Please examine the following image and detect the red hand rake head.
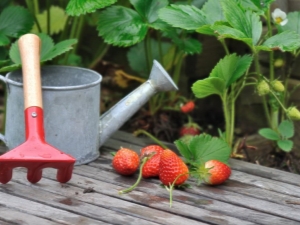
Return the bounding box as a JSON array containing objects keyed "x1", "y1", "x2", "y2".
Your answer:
[{"x1": 0, "y1": 34, "x2": 75, "y2": 184}]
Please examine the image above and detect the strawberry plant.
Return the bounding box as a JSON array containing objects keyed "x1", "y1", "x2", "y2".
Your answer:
[
  {"x1": 259, "y1": 120, "x2": 294, "y2": 152},
  {"x1": 158, "y1": 0, "x2": 300, "y2": 156},
  {"x1": 96, "y1": 0, "x2": 202, "y2": 115}
]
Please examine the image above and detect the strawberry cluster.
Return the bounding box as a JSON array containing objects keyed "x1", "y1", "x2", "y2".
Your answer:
[{"x1": 112, "y1": 144, "x2": 231, "y2": 206}]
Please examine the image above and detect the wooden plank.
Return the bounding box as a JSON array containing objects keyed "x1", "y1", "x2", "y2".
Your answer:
[
  {"x1": 10, "y1": 169, "x2": 210, "y2": 225},
  {"x1": 0, "y1": 207, "x2": 61, "y2": 225},
  {"x1": 229, "y1": 158, "x2": 300, "y2": 187},
  {"x1": 72, "y1": 161, "x2": 298, "y2": 225},
  {"x1": 217, "y1": 180, "x2": 300, "y2": 210},
  {"x1": 229, "y1": 169, "x2": 300, "y2": 198},
  {"x1": 39, "y1": 168, "x2": 255, "y2": 225},
  {"x1": 92, "y1": 152, "x2": 300, "y2": 224},
  {"x1": 0, "y1": 220, "x2": 13, "y2": 225},
  {"x1": 0, "y1": 192, "x2": 107, "y2": 225},
  {"x1": 0, "y1": 178, "x2": 161, "y2": 225}
]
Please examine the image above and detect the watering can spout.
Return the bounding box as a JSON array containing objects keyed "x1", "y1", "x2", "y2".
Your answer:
[{"x1": 98, "y1": 60, "x2": 178, "y2": 147}]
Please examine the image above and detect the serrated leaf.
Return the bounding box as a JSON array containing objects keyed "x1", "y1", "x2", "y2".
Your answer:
[
  {"x1": 66, "y1": 0, "x2": 117, "y2": 16},
  {"x1": 32, "y1": 6, "x2": 67, "y2": 35},
  {"x1": 0, "y1": 63, "x2": 20, "y2": 72},
  {"x1": 281, "y1": 12, "x2": 300, "y2": 35},
  {"x1": 172, "y1": 37, "x2": 202, "y2": 55},
  {"x1": 127, "y1": 39, "x2": 171, "y2": 77},
  {"x1": 278, "y1": 120, "x2": 294, "y2": 139},
  {"x1": 209, "y1": 53, "x2": 252, "y2": 87},
  {"x1": 258, "y1": 128, "x2": 280, "y2": 140},
  {"x1": 188, "y1": 134, "x2": 231, "y2": 164},
  {"x1": 0, "y1": 32, "x2": 10, "y2": 46},
  {"x1": 0, "y1": 6, "x2": 34, "y2": 39},
  {"x1": 196, "y1": 25, "x2": 215, "y2": 36},
  {"x1": 97, "y1": 6, "x2": 147, "y2": 47},
  {"x1": 202, "y1": 0, "x2": 225, "y2": 24},
  {"x1": 174, "y1": 139, "x2": 194, "y2": 162},
  {"x1": 261, "y1": 30, "x2": 300, "y2": 51},
  {"x1": 130, "y1": 0, "x2": 168, "y2": 23},
  {"x1": 221, "y1": 0, "x2": 262, "y2": 45},
  {"x1": 9, "y1": 33, "x2": 77, "y2": 65},
  {"x1": 158, "y1": 5, "x2": 207, "y2": 30},
  {"x1": 277, "y1": 140, "x2": 293, "y2": 152},
  {"x1": 240, "y1": 0, "x2": 265, "y2": 15},
  {"x1": 212, "y1": 24, "x2": 252, "y2": 46},
  {"x1": 192, "y1": 77, "x2": 226, "y2": 98},
  {"x1": 42, "y1": 39, "x2": 77, "y2": 62}
]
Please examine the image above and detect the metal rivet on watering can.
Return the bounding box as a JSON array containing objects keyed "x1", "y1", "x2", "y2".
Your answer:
[{"x1": 31, "y1": 112, "x2": 37, "y2": 117}]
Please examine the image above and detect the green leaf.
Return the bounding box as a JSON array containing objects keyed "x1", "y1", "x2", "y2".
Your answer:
[
  {"x1": 158, "y1": 5, "x2": 207, "y2": 30},
  {"x1": 201, "y1": 0, "x2": 225, "y2": 24},
  {"x1": 261, "y1": 30, "x2": 300, "y2": 51},
  {"x1": 0, "y1": 32, "x2": 10, "y2": 46},
  {"x1": 192, "y1": 77, "x2": 226, "y2": 98},
  {"x1": 127, "y1": 39, "x2": 171, "y2": 77},
  {"x1": 0, "y1": 6, "x2": 34, "y2": 39},
  {"x1": 172, "y1": 37, "x2": 202, "y2": 55},
  {"x1": 32, "y1": 6, "x2": 68, "y2": 35},
  {"x1": 239, "y1": 0, "x2": 265, "y2": 15},
  {"x1": 258, "y1": 128, "x2": 280, "y2": 140},
  {"x1": 9, "y1": 33, "x2": 77, "y2": 65},
  {"x1": 174, "y1": 139, "x2": 194, "y2": 162},
  {"x1": 66, "y1": 0, "x2": 117, "y2": 16},
  {"x1": 97, "y1": 6, "x2": 147, "y2": 47},
  {"x1": 277, "y1": 140, "x2": 293, "y2": 152},
  {"x1": 278, "y1": 120, "x2": 294, "y2": 139},
  {"x1": 130, "y1": 0, "x2": 168, "y2": 23},
  {"x1": 212, "y1": 24, "x2": 252, "y2": 46},
  {"x1": 189, "y1": 134, "x2": 231, "y2": 164},
  {"x1": 209, "y1": 53, "x2": 252, "y2": 87},
  {"x1": 42, "y1": 39, "x2": 78, "y2": 62},
  {"x1": 221, "y1": 0, "x2": 262, "y2": 45},
  {"x1": 281, "y1": 12, "x2": 300, "y2": 35},
  {"x1": 0, "y1": 63, "x2": 20, "y2": 72}
]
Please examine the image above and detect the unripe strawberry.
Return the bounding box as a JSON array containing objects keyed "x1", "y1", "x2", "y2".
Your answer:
[
  {"x1": 271, "y1": 80, "x2": 285, "y2": 92},
  {"x1": 274, "y1": 58, "x2": 285, "y2": 68},
  {"x1": 256, "y1": 80, "x2": 270, "y2": 96},
  {"x1": 287, "y1": 107, "x2": 300, "y2": 120}
]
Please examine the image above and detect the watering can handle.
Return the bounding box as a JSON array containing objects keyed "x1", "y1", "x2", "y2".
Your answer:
[
  {"x1": 0, "y1": 75, "x2": 7, "y2": 145},
  {"x1": 18, "y1": 34, "x2": 43, "y2": 109}
]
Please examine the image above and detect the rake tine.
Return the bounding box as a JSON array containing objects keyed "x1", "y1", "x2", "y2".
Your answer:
[
  {"x1": 27, "y1": 168, "x2": 43, "y2": 183},
  {"x1": 0, "y1": 166, "x2": 13, "y2": 184},
  {"x1": 56, "y1": 165, "x2": 74, "y2": 183}
]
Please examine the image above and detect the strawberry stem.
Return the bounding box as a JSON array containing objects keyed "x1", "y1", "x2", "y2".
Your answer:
[
  {"x1": 133, "y1": 129, "x2": 168, "y2": 149},
  {"x1": 118, "y1": 156, "x2": 149, "y2": 194},
  {"x1": 165, "y1": 172, "x2": 189, "y2": 207}
]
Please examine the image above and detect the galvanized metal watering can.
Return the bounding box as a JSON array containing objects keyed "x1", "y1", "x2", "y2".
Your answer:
[{"x1": 0, "y1": 60, "x2": 178, "y2": 165}]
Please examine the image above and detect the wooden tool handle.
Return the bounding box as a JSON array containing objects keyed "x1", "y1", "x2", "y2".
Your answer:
[{"x1": 18, "y1": 34, "x2": 43, "y2": 109}]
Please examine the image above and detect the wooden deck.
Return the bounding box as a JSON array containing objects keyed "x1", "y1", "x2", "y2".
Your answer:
[{"x1": 1, "y1": 130, "x2": 300, "y2": 225}]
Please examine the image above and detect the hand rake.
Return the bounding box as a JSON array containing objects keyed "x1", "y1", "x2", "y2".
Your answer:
[{"x1": 0, "y1": 34, "x2": 76, "y2": 184}]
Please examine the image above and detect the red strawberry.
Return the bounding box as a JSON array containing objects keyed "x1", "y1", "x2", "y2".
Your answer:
[
  {"x1": 159, "y1": 149, "x2": 189, "y2": 186},
  {"x1": 204, "y1": 160, "x2": 231, "y2": 185},
  {"x1": 140, "y1": 145, "x2": 164, "y2": 178},
  {"x1": 112, "y1": 148, "x2": 140, "y2": 176},
  {"x1": 180, "y1": 101, "x2": 195, "y2": 113},
  {"x1": 180, "y1": 123, "x2": 201, "y2": 137}
]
